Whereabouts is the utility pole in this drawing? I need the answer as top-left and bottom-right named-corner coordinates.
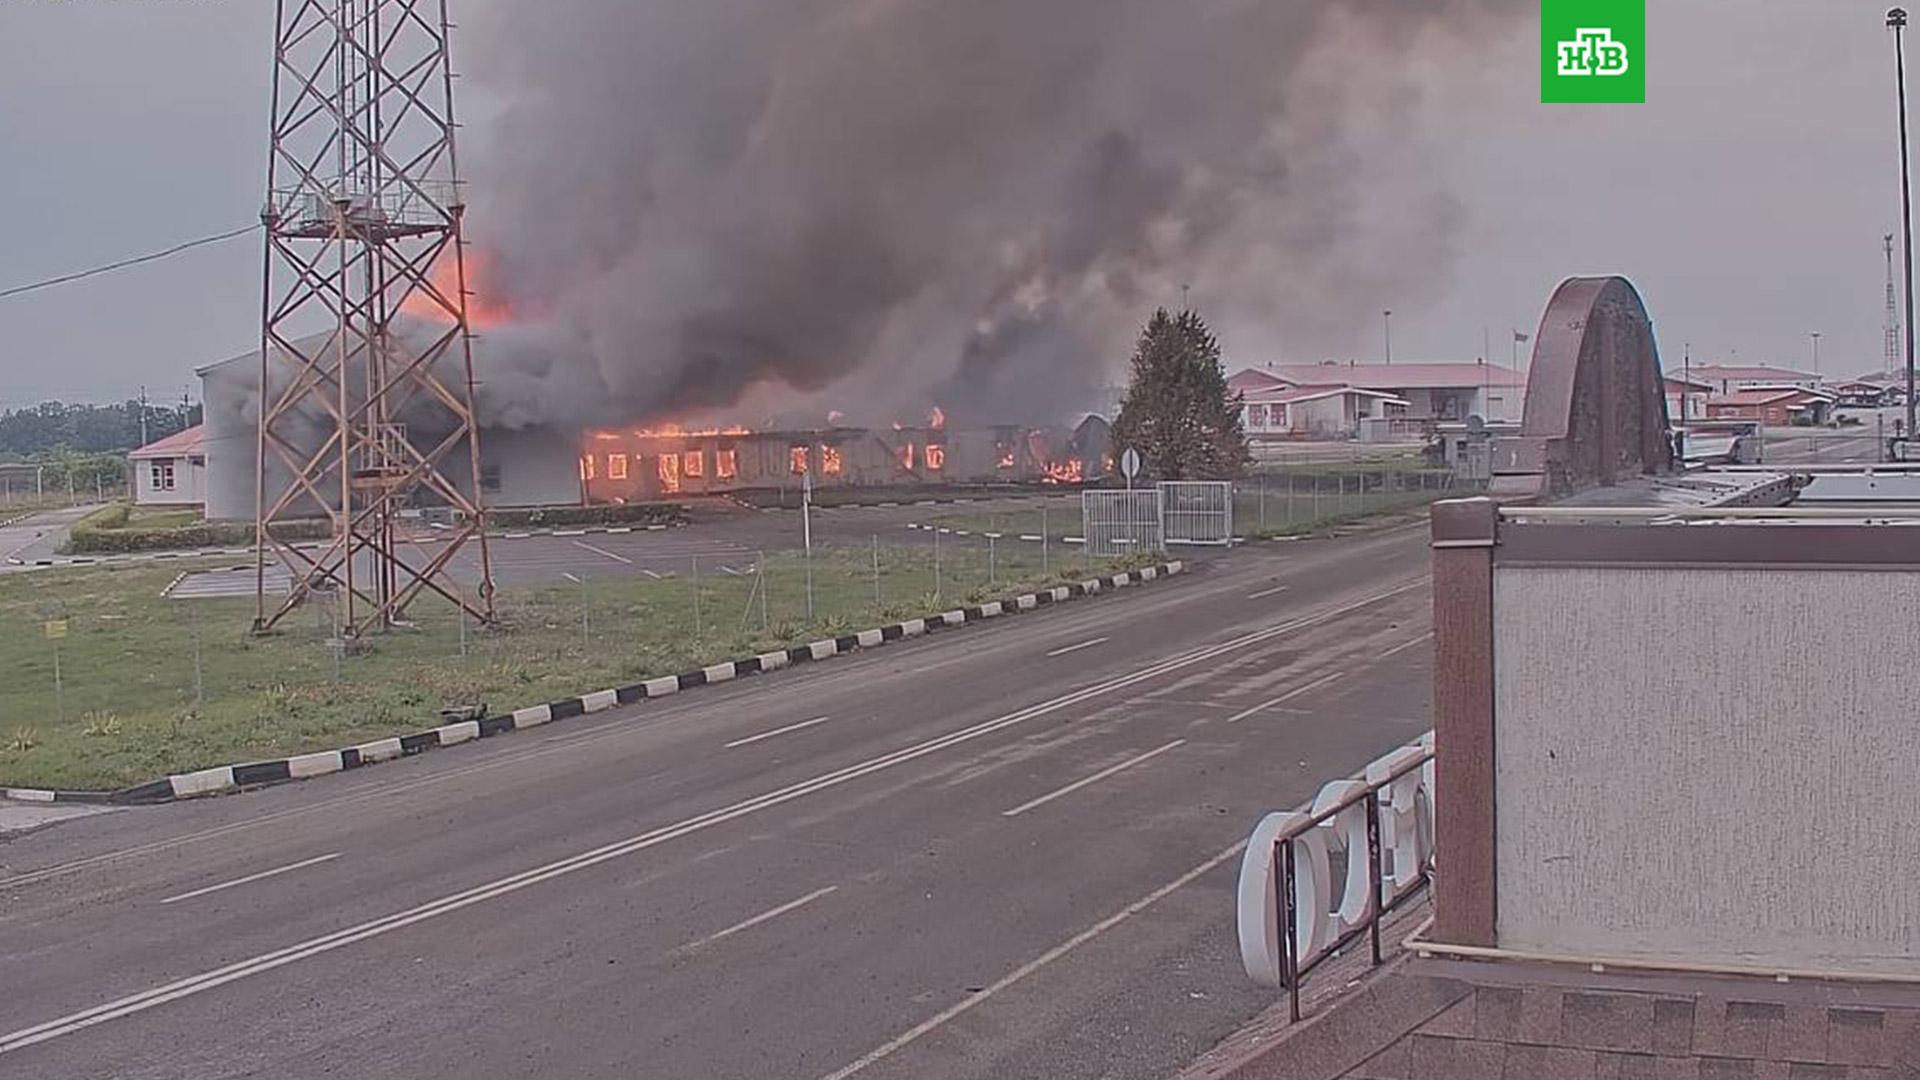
top-left (138, 385), bottom-right (149, 448)
top-left (1892, 7), bottom-right (1918, 440)
top-left (1383, 310), bottom-right (1394, 365)
top-left (1887, 234), bottom-right (1903, 378)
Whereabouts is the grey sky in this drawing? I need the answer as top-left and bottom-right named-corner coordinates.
top-left (0, 1), bottom-right (1904, 413)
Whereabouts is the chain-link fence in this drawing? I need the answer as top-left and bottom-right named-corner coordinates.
top-left (0, 533), bottom-right (1146, 791)
top-left (1235, 467), bottom-right (1464, 537)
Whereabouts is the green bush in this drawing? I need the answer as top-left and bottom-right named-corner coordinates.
top-left (489, 503), bottom-right (688, 528)
top-left (65, 505), bottom-right (329, 555)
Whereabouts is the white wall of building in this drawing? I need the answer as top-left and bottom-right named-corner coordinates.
top-left (132, 454), bottom-right (207, 507)
top-left (1491, 565), bottom-right (1920, 974)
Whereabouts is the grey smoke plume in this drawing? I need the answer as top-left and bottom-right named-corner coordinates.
top-left (460, 0), bottom-right (1522, 429)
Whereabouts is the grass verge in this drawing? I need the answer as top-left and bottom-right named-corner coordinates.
top-left (0, 543), bottom-right (1149, 790)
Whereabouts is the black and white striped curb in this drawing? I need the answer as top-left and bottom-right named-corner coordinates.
top-left (2, 560), bottom-right (1185, 805)
top-left (5, 522), bottom-right (686, 569)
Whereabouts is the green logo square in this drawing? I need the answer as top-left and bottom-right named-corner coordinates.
top-left (1542, 0), bottom-right (1645, 103)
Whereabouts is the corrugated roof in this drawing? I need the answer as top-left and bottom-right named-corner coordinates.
top-left (130, 424), bottom-right (205, 460)
top-left (1243, 384), bottom-right (1410, 407)
top-left (1253, 362), bottom-right (1528, 390)
top-left (1689, 363), bottom-right (1820, 382)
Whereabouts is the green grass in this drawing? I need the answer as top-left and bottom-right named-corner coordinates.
top-left (0, 542), bottom-right (1143, 791)
top-left (925, 472), bottom-right (1463, 541)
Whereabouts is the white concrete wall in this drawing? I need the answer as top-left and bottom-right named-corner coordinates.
top-left (133, 456), bottom-right (207, 507)
top-left (1492, 565), bottom-right (1920, 974)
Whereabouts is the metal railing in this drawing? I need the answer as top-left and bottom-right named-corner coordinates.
top-left (1236, 735), bottom-right (1434, 1022)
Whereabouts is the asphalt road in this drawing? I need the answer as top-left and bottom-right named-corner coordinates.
top-left (0, 522), bottom-right (1434, 1079)
top-left (0, 505), bottom-right (98, 568)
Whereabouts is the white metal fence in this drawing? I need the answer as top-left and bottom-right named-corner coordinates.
top-left (1159, 481), bottom-right (1234, 546)
top-left (1082, 489), bottom-right (1164, 558)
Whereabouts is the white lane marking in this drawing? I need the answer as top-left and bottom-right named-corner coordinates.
top-left (1373, 632), bottom-right (1432, 663)
top-left (571, 539), bottom-right (634, 565)
top-left (158, 854), bottom-right (342, 906)
top-left (0, 578), bottom-right (1422, 1055)
top-left (1043, 636), bottom-right (1108, 658)
top-left (1001, 740), bottom-right (1186, 818)
top-left (724, 715), bottom-right (832, 749)
top-left (678, 886), bottom-right (839, 953)
top-left (1246, 584), bottom-right (1289, 600)
top-left (816, 839), bottom-right (1247, 1080)
top-left (1223, 671), bottom-right (1347, 724)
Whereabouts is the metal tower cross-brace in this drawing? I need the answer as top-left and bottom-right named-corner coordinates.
top-left (256, 0), bottom-right (495, 636)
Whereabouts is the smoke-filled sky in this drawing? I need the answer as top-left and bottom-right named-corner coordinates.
top-left (0, 1), bottom-right (1908, 422)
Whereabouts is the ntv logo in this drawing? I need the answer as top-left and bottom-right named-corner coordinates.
top-left (1557, 28), bottom-right (1630, 76)
top-left (1541, 0), bottom-right (1643, 102)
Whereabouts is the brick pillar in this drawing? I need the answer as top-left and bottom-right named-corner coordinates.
top-left (1430, 497), bottom-right (1498, 947)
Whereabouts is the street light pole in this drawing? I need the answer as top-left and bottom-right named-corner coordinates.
top-left (1383, 310), bottom-right (1393, 365)
top-left (1893, 8), bottom-right (1918, 439)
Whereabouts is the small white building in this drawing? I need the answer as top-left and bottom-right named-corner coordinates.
top-left (1241, 385), bottom-right (1409, 440)
top-left (129, 425), bottom-right (208, 508)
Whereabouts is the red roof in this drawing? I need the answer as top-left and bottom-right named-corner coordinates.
top-left (129, 424), bottom-right (205, 460)
top-left (1228, 369), bottom-right (1289, 393)
top-left (1256, 362), bottom-right (1528, 390)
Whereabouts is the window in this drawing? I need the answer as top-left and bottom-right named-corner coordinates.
top-left (898, 441), bottom-right (916, 471)
top-left (658, 453), bottom-right (682, 493)
top-left (150, 461), bottom-right (176, 491)
top-left (580, 454), bottom-right (596, 481)
top-left (683, 450), bottom-right (704, 478)
top-left (481, 463), bottom-right (502, 493)
top-left (1248, 404), bottom-right (1269, 429)
top-left (821, 445), bottom-right (843, 476)
top-left (925, 443), bottom-right (945, 471)
top-left (608, 453), bottom-right (629, 480)
top-left (715, 447), bottom-right (738, 480)
top-left (790, 445), bottom-right (810, 475)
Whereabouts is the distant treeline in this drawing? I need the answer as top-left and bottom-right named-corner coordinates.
top-left (0, 399), bottom-right (202, 458)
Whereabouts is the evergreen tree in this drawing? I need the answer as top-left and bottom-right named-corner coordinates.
top-left (1109, 308), bottom-right (1250, 480)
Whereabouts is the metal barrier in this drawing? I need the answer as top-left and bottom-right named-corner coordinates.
top-left (1081, 489), bottom-right (1164, 557)
top-left (1236, 734), bottom-right (1434, 1022)
top-left (1159, 481), bottom-right (1234, 545)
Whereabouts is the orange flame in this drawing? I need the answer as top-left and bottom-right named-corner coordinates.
top-left (925, 443), bottom-right (946, 471)
top-left (929, 406), bottom-right (947, 430)
top-left (898, 441), bottom-right (916, 471)
top-left (400, 249), bottom-right (514, 329)
top-left (821, 445), bottom-right (844, 476)
top-left (1042, 458), bottom-right (1085, 485)
top-left (629, 423), bottom-right (752, 438)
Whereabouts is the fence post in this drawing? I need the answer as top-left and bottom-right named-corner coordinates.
top-left (692, 554), bottom-right (702, 638)
top-left (988, 534), bottom-right (997, 586)
top-left (1313, 473), bottom-right (1321, 521)
top-left (191, 603), bottom-right (206, 706)
top-left (933, 525), bottom-right (942, 603)
top-left (1042, 504), bottom-right (1050, 575)
top-left (759, 550), bottom-right (769, 632)
top-left (872, 534), bottom-right (881, 607)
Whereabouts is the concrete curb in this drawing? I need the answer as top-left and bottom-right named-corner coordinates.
top-left (2, 560), bottom-right (1186, 805)
top-left (6, 521), bottom-right (687, 570)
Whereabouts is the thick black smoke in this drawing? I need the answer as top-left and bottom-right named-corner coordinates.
top-left (460, 0), bottom-right (1522, 429)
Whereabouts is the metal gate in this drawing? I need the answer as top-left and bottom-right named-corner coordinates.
top-left (1159, 481), bottom-right (1234, 545)
top-left (1082, 489), bottom-right (1164, 558)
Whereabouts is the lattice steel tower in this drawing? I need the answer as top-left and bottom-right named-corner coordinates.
top-left (255, 0), bottom-right (494, 635)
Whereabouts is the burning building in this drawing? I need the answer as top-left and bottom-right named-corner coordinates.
top-left (579, 417), bottom-right (1111, 503)
top-left (194, 329), bottom-right (1112, 519)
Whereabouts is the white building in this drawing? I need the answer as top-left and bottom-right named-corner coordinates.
top-left (1229, 360), bottom-right (1526, 440)
top-left (1685, 364), bottom-right (1822, 394)
top-left (129, 425), bottom-right (208, 508)
top-left (1240, 385), bottom-right (1409, 440)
